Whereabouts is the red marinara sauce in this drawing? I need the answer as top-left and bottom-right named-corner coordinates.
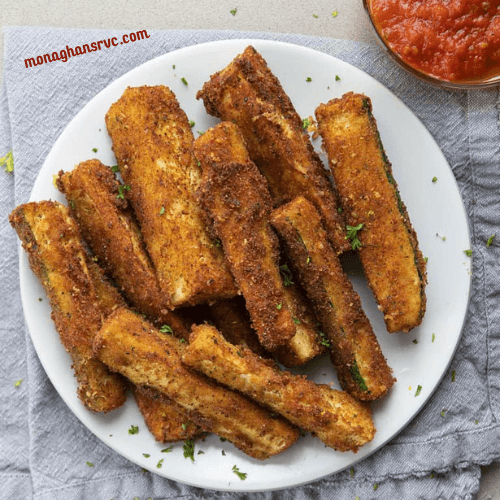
top-left (369, 0), bottom-right (500, 83)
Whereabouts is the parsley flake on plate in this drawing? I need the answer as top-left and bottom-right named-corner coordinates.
top-left (232, 465), bottom-right (247, 480)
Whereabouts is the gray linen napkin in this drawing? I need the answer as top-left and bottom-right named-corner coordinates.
top-left (1, 26), bottom-right (499, 499)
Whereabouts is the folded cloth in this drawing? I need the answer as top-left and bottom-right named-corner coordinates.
top-left (1, 26), bottom-right (500, 500)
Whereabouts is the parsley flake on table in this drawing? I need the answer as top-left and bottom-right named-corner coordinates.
top-left (86, 461), bottom-right (94, 467)
top-left (440, 409), bottom-right (447, 417)
top-left (332, 10), bottom-right (338, 17)
top-left (487, 234), bottom-right (495, 247)
top-left (0, 150), bottom-right (14, 173)
top-left (232, 465), bottom-right (247, 480)
top-left (312, 14), bottom-right (318, 18)
top-left (451, 369), bottom-right (456, 382)
top-left (230, 8), bottom-right (237, 15)
top-left (183, 439), bottom-right (195, 461)
top-left (128, 424), bottom-right (139, 435)
top-left (14, 379), bottom-right (23, 388)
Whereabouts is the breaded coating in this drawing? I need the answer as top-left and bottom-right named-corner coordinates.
top-left (94, 307), bottom-right (300, 460)
top-left (196, 45), bottom-right (349, 254)
top-left (105, 85), bottom-right (237, 308)
top-left (183, 324), bottom-right (375, 453)
top-left (272, 281), bottom-right (327, 368)
top-left (9, 201), bottom-right (127, 413)
top-left (194, 121), bottom-right (295, 350)
top-left (57, 159), bottom-right (189, 337)
top-left (132, 386), bottom-right (204, 443)
top-left (209, 297), bottom-right (269, 358)
top-left (270, 197), bottom-right (395, 401)
top-left (315, 93), bottom-right (427, 333)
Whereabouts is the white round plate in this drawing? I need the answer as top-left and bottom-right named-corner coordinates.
top-left (20, 39), bottom-right (471, 492)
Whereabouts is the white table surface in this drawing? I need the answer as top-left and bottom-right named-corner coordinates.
top-left (1, 1), bottom-right (499, 498)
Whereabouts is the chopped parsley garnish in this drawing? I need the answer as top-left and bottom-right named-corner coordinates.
top-left (440, 409), bottom-right (447, 417)
top-left (331, 10), bottom-right (338, 17)
top-left (111, 165), bottom-right (119, 172)
top-left (142, 453), bottom-right (150, 458)
top-left (232, 465), bottom-right (247, 480)
top-left (412, 339), bottom-right (418, 344)
top-left (92, 147), bottom-right (98, 153)
top-left (415, 385), bottom-right (422, 396)
top-left (160, 324), bottom-right (173, 334)
top-left (374, 484), bottom-right (379, 490)
top-left (161, 446), bottom-right (173, 453)
top-left (318, 332), bottom-right (331, 348)
top-left (335, 75), bottom-right (341, 81)
top-left (432, 333), bottom-right (436, 343)
top-left (128, 424), bottom-right (139, 435)
top-left (279, 264), bottom-right (294, 286)
top-left (276, 303), bottom-right (282, 310)
top-left (345, 223), bottom-right (364, 250)
top-left (14, 379), bottom-right (23, 388)
top-left (159, 206), bottom-right (165, 215)
top-left (86, 461), bottom-right (94, 467)
top-left (302, 117), bottom-right (311, 129)
top-left (464, 249), bottom-right (473, 257)
top-left (181, 77), bottom-right (188, 86)
top-left (189, 120), bottom-right (195, 127)
top-left (157, 458), bottom-right (164, 468)
top-left (432, 176), bottom-right (438, 183)
top-left (312, 14), bottom-right (318, 18)
top-left (292, 317), bottom-right (301, 325)
top-left (117, 184), bottom-right (131, 199)
top-left (183, 439), bottom-right (195, 461)
top-left (451, 369), bottom-right (456, 382)
top-left (0, 150), bottom-right (14, 173)
top-left (230, 8), bottom-right (237, 15)
top-left (306, 77), bottom-right (312, 82)
top-left (487, 234), bottom-right (495, 247)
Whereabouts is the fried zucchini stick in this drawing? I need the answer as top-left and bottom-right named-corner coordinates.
top-left (197, 45), bottom-right (349, 254)
top-left (271, 197), bottom-right (395, 401)
top-left (132, 386), bottom-right (203, 443)
top-left (94, 307), bottom-right (300, 460)
top-left (9, 201), bottom-right (127, 412)
top-left (183, 324), bottom-right (375, 452)
top-left (57, 159), bottom-right (189, 337)
top-left (194, 121), bottom-right (295, 350)
top-left (315, 93), bottom-right (427, 333)
top-left (209, 297), bottom-right (269, 358)
top-left (105, 85), bottom-right (237, 308)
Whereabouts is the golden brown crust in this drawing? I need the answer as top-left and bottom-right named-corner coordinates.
top-left (105, 85), bottom-right (237, 308)
top-left (315, 92), bottom-right (427, 333)
top-left (94, 307), bottom-right (299, 460)
top-left (196, 45), bottom-right (349, 254)
top-left (57, 159), bottom-right (190, 338)
top-left (9, 201), bottom-right (127, 412)
top-left (270, 197), bottom-right (395, 401)
top-left (183, 324), bottom-right (375, 452)
top-left (194, 121), bottom-right (295, 350)
top-left (132, 386), bottom-right (204, 443)
top-left (209, 297), bottom-right (269, 358)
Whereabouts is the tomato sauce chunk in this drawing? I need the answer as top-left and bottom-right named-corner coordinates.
top-left (370, 0), bottom-right (500, 82)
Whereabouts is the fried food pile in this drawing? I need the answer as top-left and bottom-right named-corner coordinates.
top-left (9, 45), bottom-right (427, 460)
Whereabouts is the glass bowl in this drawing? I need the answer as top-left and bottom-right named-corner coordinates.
top-left (362, 0), bottom-right (500, 91)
